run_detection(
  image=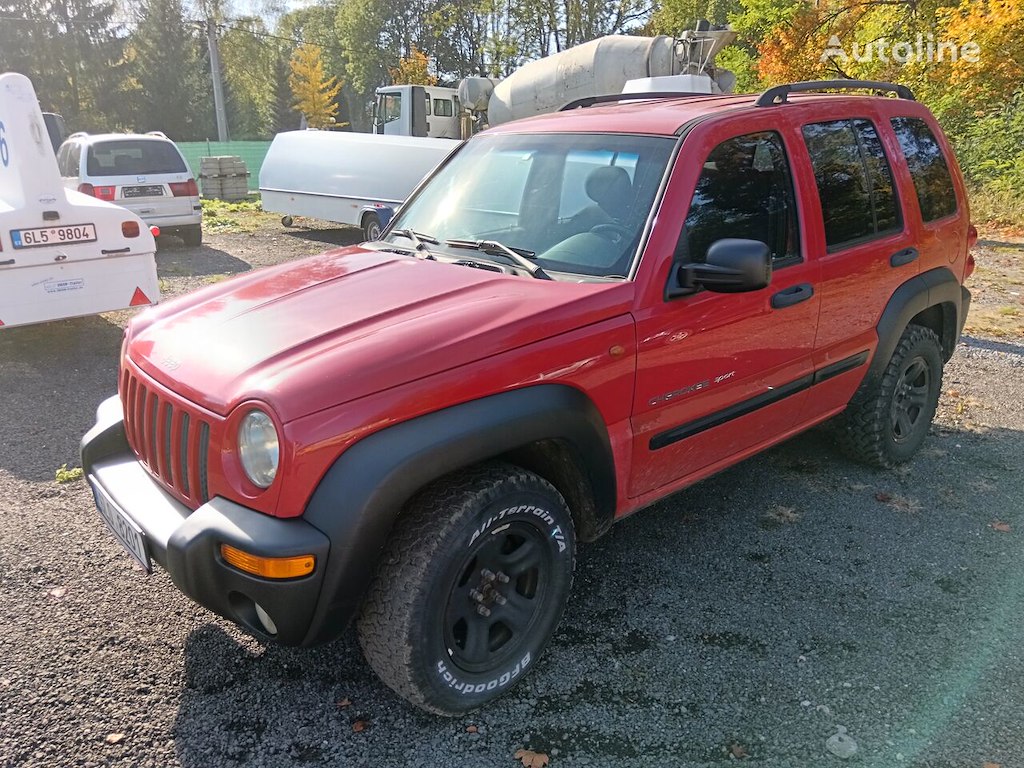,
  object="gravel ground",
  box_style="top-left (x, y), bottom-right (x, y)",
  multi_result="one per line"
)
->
top-left (1, 226), bottom-right (1022, 768)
